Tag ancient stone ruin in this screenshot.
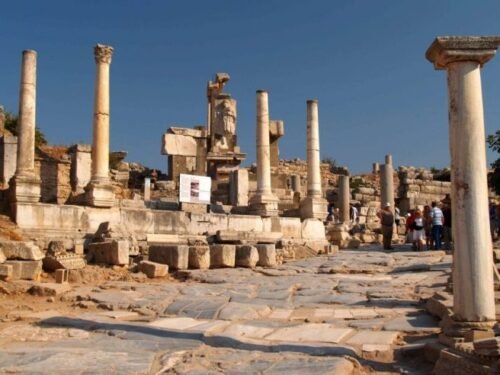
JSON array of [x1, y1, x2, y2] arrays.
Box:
[[0, 36, 499, 374]]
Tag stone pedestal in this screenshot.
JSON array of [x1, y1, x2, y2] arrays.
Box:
[[426, 36, 500, 332], [338, 175, 350, 223], [249, 90, 278, 217], [86, 44, 114, 207], [300, 100, 327, 220]]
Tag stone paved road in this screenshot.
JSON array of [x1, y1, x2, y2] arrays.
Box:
[[0, 245, 449, 374]]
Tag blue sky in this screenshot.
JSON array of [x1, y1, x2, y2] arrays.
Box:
[[1, 1, 500, 174]]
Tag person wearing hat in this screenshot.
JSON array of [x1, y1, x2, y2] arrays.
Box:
[[378, 202, 395, 250]]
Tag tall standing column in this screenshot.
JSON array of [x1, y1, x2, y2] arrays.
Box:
[[426, 36, 500, 334], [300, 100, 327, 220], [338, 175, 350, 223], [249, 90, 278, 217], [11, 50, 41, 204], [380, 154, 394, 209], [85, 44, 115, 207]]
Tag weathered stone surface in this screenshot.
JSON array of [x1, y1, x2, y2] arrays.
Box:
[[149, 245, 189, 270], [162, 133, 198, 156], [4, 260, 42, 280], [256, 244, 277, 267], [0, 263, 13, 280], [28, 282, 72, 296], [0, 241, 44, 260], [0, 250, 5, 264], [216, 230, 282, 244], [138, 260, 168, 278], [210, 244, 236, 268], [88, 240, 129, 266], [188, 245, 210, 269], [235, 245, 259, 268], [43, 255, 86, 271]]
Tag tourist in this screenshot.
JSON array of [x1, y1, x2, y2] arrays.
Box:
[[442, 205, 452, 250], [326, 202, 334, 222], [412, 209, 426, 251], [423, 205, 433, 250], [394, 206, 401, 227], [489, 201, 498, 241], [431, 201, 444, 250], [405, 210, 417, 250], [378, 203, 394, 250], [350, 204, 358, 225]]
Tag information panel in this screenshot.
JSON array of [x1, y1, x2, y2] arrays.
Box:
[[179, 174, 211, 204]]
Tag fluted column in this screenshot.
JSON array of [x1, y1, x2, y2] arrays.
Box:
[[249, 90, 278, 217], [11, 50, 40, 204], [426, 36, 500, 335], [85, 44, 115, 207], [300, 100, 327, 220]]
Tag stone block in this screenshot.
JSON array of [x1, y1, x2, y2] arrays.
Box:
[[188, 245, 210, 269], [216, 230, 282, 244], [162, 133, 198, 156], [149, 245, 189, 270], [43, 255, 86, 271], [229, 169, 249, 207], [271, 217, 302, 239], [0, 241, 44, 260], [4, 260, 42, 280], [301, 218, 326, 240], [88, 240, 129, 266], [28, 282, 71, 296], [0, 249, 5, 263], [139, 260, 169, 278], [210, 244, 236, 268], [55, 269, 69, 284], [256, 244, 277, 267], [235, 245, 259, 268], [180, 202, 208, 214], [0, 263, 13, 280]]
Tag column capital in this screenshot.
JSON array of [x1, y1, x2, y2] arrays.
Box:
[[94, 44, 114, 64], [426, 36, 500, 70]]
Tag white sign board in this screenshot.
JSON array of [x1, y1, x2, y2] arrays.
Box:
[[179, 174, 211, 204]]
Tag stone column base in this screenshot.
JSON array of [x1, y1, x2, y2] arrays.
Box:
[[442, 315, 496, 338], [249, 193, 279, 217], [10, 175, 41, 203], [85, 181, 114, 208], [300, 196, 328, 220]]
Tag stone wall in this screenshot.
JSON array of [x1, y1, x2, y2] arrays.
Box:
[[35, 146, 72, 204], [398, 167, 451, 214]]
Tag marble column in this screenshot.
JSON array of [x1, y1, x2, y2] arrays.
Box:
[[11, 50, 41, 203], [372, 162, 380, 174], [85, 44, 115, 207], [380, 158, 394, 209], [249, 90, 278, 216], [300, 100, 327, 220], [426, 36, 500, 333], [338, 175, 350, 223]]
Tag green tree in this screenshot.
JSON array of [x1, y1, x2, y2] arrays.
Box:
[[4, 111, 47, 147], [487, 130, 500, 194]]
